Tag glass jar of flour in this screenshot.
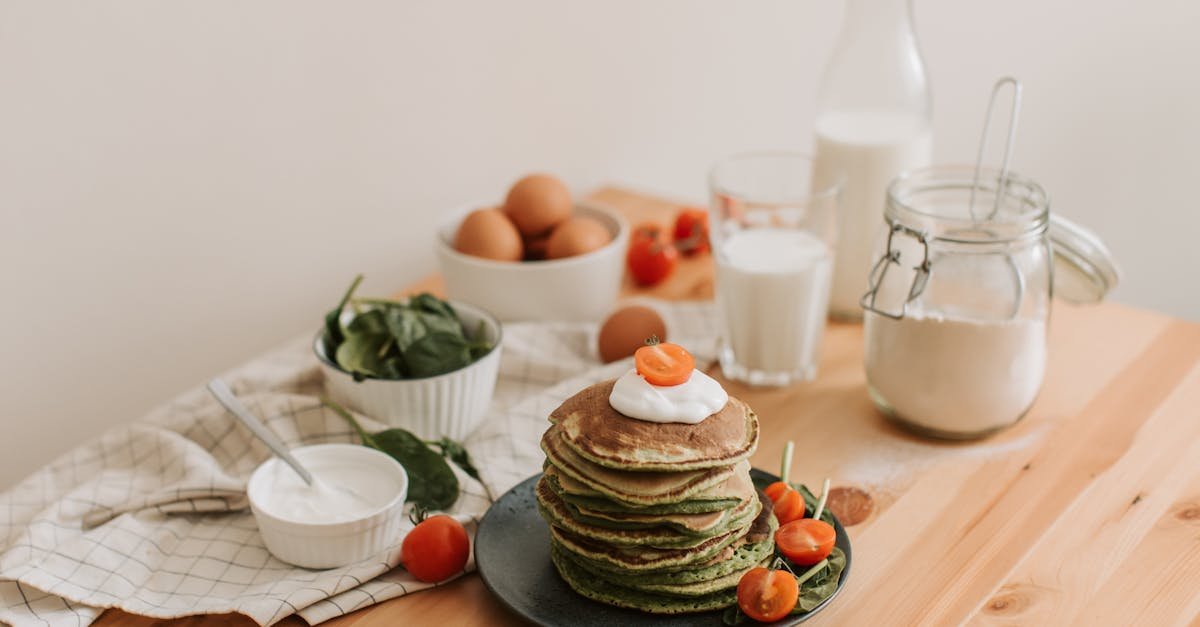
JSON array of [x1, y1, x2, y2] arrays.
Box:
[[861, 165, 1117, 439]]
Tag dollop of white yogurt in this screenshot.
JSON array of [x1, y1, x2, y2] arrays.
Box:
[[258, 460, 399, 524], [608, 368, 729, 424]]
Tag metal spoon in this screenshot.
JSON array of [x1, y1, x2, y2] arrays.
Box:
[[207, 378, 314, 486]]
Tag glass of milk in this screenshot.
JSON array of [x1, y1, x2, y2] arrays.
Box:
[[708, 152, 839, 386]]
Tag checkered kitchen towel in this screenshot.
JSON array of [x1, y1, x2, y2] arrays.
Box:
[[0, 299, 719, 626]]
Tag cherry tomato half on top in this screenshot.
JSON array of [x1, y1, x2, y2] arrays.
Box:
[[634, 340, 695, 386]]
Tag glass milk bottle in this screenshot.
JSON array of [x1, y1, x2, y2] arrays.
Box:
[[813, 0, 933, 320]]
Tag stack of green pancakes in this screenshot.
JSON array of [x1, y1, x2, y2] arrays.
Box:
[[537, 379, 774, 614]]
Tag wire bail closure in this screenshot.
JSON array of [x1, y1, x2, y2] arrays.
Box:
[[859, 76, 1025, 320], [859, 221, 931, 320]]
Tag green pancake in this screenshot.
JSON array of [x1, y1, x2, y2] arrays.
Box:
[[535, 475, 760, 548], [545, 466, 742, 515], [549, 523, 745, 574], [551, 544, 738, 614], [541, 425, 735, 506], [549, 516, 776, 594]]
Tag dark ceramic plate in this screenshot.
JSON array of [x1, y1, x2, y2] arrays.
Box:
[[475, 468, 852, 627]]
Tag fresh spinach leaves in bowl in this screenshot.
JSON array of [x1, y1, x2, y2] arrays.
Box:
[[323, 275, 494, 381]]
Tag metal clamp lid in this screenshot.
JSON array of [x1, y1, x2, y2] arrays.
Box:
[[860, 221, 931, 319]]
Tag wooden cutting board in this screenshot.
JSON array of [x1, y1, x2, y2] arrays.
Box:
[[97, 187, 1200, 627]]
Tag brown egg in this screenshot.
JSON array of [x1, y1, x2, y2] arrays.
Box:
[[545, 216, 611, 260], [453, 208, 523, 262], [597, 305, 668, 363], [504, 174, 572, 236]]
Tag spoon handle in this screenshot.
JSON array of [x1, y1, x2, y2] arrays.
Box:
[[206, 378, 314, 486]]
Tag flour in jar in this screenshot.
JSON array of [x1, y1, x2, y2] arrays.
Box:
[[864, 311, 1046, 435]]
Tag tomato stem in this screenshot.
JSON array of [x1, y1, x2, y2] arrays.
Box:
[[779, 441, 795, 487], [794, 558, 830, 587], [813, 478, 832, 520]]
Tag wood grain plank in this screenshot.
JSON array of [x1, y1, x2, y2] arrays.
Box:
[[1071, 469, 1200, 627], [813, 319, 1200, 626], [971, 359, 1200, 626]]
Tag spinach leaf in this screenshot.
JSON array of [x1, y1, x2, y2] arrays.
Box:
[[383, 307, 425, 352], [793, 546, 846, 613], [323, 274, 363, 354], [335, 333, 392, 381], [430, 437, 481, 481], [324, 280, 491, 381], [371, 429, 459, 510], [722, 605, 747, 625], [324, 398, 459, 511], [346, 308, 389, 336], [404, 331, 472, 378], [410, 292, 458, 320]]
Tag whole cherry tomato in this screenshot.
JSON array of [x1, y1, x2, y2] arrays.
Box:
[[775, 518, 836, 566], [627, 223, 679, 286], [672, 208, 710, 255], [400, 515, 470, 583], [634, 340, 695, 386], [737, 566, 799, 622]]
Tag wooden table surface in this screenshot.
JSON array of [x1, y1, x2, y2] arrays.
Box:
[[98, 188, 1200, 627]]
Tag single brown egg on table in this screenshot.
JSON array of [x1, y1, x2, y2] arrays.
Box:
[[453, 208, 523, 262], [597, 305, 668, 363], [504, 174, 572, 237], [545, 216, 611, 260]]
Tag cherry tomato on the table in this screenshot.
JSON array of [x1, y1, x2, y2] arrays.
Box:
[[776, 518, 836, 566], [770, 487, 806, 525], [627, 223, 679, 286], [400, 514, 470, 583], [737, 566, 799, 622], [634, 340, 695, 386], [763, 481, 791, 503], [672, 208, 710, 255]]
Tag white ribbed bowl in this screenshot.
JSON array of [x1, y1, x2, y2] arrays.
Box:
[[247, 444, 408, 569], [315, 300, 502, 441], [435, 202, 629, 322]]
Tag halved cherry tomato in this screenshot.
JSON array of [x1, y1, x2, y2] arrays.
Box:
[[634, 341, 695, 386], [763, 481, 791, 503], [672, 208, 710, 255], [627, 223, 679, 286], [400, 515, 470, 583], [776, 518, 836, 566], [770, 487, 806, 525], [737, 566, 799, 622]]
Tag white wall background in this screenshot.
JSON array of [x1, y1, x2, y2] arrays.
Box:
[[2, 0, 1197, 489]]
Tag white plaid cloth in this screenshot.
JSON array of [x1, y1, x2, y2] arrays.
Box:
[[0, 300, 719, 627]]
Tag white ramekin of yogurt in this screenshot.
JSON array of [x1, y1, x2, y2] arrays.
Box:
[[247, 443, 408, 569]]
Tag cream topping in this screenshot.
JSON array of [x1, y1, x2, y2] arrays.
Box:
[[608, 368, 729, 424]]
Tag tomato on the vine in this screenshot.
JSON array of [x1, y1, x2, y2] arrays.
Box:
[[672, 208, 710, 255], [776, 518, 836, 566], [736, 566, 799, 622], [627, 223, 679, 286], [400, 514, 470, 583]]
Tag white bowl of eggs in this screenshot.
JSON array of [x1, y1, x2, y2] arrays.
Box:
[[436, 174, 629, 322]]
